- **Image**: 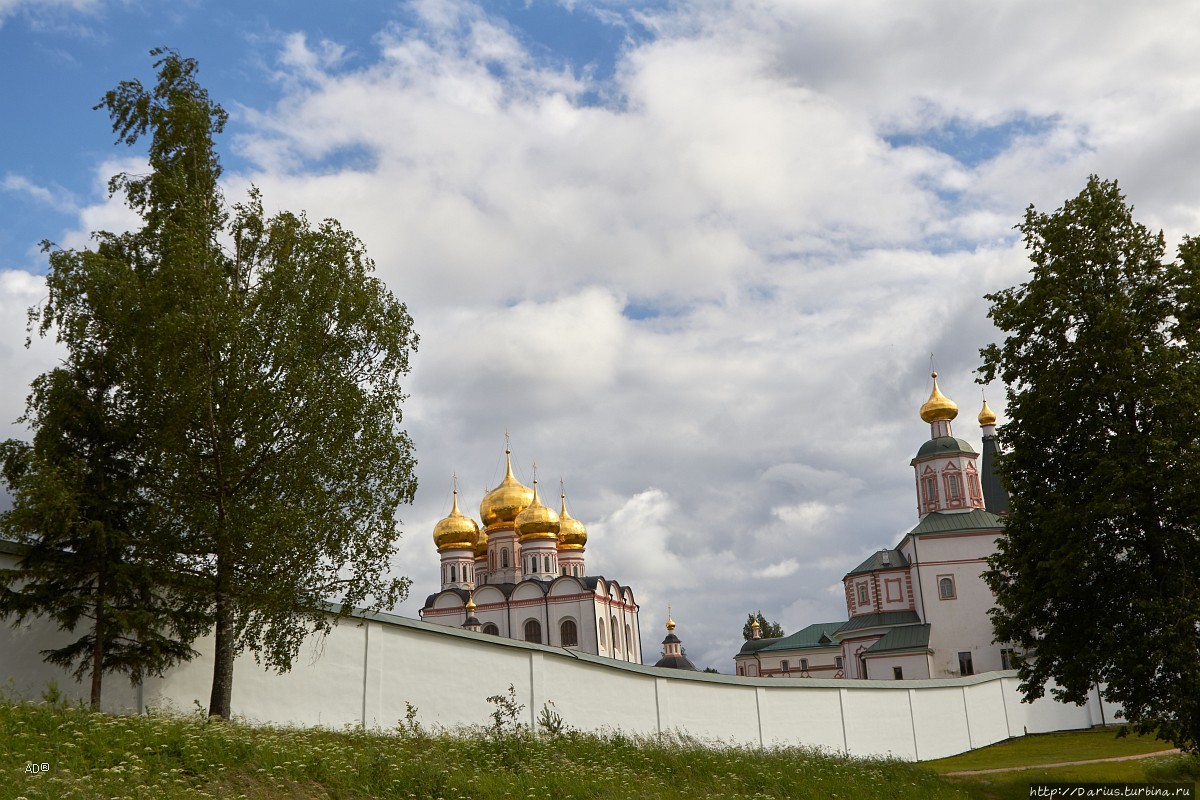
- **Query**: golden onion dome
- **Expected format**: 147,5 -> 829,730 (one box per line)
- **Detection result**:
465,595 -> 477,613
479,444 -> 534,527
919,371 -> 959,423
666,615 -> 676,632
432,482 -> 479,551
473,527 -> 489,559
978,399 -> 997,426
556,488 -> 588,551
515,478 -> 560,541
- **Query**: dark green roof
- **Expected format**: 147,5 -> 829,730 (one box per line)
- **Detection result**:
847,549 -> 908,576
738,636 -> 783,655
759,622 -> 845,653
838,610 -> 921,634
912,437 -> 975,461
864,624 -> 931,654
0,538 -> 28,557
908,508 -> 1004,537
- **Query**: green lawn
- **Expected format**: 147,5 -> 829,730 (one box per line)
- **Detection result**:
923,727 -> 1176,773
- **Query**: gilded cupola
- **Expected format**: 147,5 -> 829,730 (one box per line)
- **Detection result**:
479,443 -> 534,528
978,399 -> 997,427
557,487 -> 588,551
515,477 -> 560,541
919,371 -> 959,423
432,478 -> 479,551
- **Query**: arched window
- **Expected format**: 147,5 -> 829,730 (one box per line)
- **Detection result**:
611,616 -> 620,654
625,624 -> 633,658
924,476 -> 938,503
450,565 -> 457,583
544,555 -> 551,573
483,623 -> 499,635
560,619 -> 578,647
524,619 -> 542,644
598,620 -> 606,650
502,549 -> 509,569
947,473 -> 961,499
939,576 -> 956,599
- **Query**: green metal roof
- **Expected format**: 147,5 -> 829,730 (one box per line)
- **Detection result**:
838,610 -> 921,634
759,622 -> 845,653
907,508 -> 1005,537
912,437 -> 976,461
864,624 -> 931,654
846,549 -> 908,576
737,636 -> 783,655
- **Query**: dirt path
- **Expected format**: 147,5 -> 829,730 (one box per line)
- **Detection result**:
944,748 -> 1181,776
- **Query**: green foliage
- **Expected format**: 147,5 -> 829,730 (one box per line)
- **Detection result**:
742,611 -> 784,640
980,175 -> 1200,752
486,684 -> 526,736
535,701 -> 568,736
25,49 -> 418,719
0,698 -> 971,799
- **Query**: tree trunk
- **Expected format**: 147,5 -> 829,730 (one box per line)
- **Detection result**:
208,593 -> 234,718
90,609 -> 104,710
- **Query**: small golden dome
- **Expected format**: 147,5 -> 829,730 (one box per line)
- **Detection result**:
515,478 -> 560,541
920,371 -> 959,423
465,596 -> 477,613
978,399 -> 997,426
479,444 -> 534,527
432,482 -> 479,551
557,488 -> 588,551
666,616 -> 676,632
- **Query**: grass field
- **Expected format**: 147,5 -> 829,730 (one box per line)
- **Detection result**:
925,727 -> 1198,800
4,697 -> 1198,800
1,697 -> 969,800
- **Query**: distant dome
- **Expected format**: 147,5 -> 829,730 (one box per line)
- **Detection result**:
978,399 -> 997,426
920,371 -> 959,423
515,479 -> 560,541
479,446 -> 534,527
557,491 -> 587,551
432,484 -> 479,551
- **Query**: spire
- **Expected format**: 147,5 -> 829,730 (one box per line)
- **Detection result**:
979,397 -> 1010,516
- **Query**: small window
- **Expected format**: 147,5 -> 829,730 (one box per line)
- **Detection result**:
544,555 -> 552,573
924,476 -> 937,502
835,656 -> 843,670
626,624 -> 633,657
737,665 -> 744,676
958,651 -> 974,676
781,660 -> 789,673
598,620 -> 606,649
800,658 -> 809,672
611,616 -> 620,654
482,623 -> 499,635
524,619 -> 542,644
948,473 -> 960,499
560,619 -> 578,647
450,565 -> 457,583
939,576 -> 956,600
502,549 -> 509,569
857,583 -> 869,605
1000,647 -> 1016,670
893,666 -> 903,680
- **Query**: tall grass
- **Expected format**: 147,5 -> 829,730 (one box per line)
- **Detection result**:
0,697 -> 971,800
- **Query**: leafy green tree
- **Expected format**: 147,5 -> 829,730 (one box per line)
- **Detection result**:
980,175 -> 1200,752
742,611 -> 783,640
1,361 -> 201,709
36,49 -> 419,719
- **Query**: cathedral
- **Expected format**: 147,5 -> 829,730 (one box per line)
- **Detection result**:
420,442 -> 643,664
736,372 -> 1012,680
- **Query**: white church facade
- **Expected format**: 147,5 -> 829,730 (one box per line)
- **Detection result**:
737,373 -> 1013,680
419,442 -> 643,664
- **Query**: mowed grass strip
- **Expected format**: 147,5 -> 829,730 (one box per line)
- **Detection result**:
1,698 -> 974,800
922,727 -> 1177,773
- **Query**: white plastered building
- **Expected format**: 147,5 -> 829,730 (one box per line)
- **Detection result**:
737,373 -> 1014,680
420,444 -> 643,664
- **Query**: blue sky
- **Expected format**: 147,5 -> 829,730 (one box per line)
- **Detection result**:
3,0 -> 1200,674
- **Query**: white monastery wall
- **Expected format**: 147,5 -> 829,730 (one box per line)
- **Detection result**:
0,595 -> 1121,761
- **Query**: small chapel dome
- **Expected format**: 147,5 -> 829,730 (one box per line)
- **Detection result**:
515,478 -> 560,541
432,484 -> 479,551
978,399 -> 997,427
920,371 -> 959,423
557,490 -> 588,551
479,445 -> 534,527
